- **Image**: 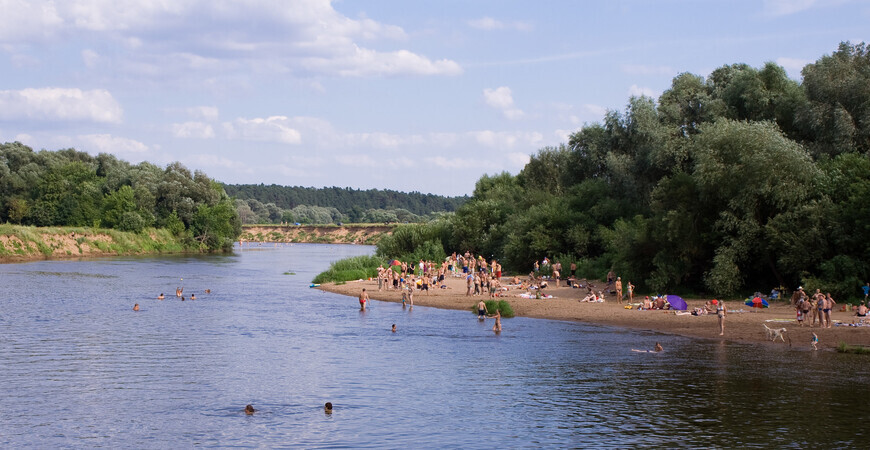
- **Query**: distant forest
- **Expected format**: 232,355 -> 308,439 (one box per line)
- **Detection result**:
223,184 -> 468,224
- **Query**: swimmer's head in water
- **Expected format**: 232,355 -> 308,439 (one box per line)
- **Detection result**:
325,402 -> 333,411
245,404 -> 255,414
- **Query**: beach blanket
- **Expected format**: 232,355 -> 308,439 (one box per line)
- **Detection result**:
519,293 -> 554,299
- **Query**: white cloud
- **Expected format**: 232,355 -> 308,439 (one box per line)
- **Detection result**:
470,130 -> 543,149
483,86 -> 514,109
0,87 -> 122,123
172,121 -> 215,139
0,0 -> 461,79
762,0 -> 818,16
621,64 -> 674,76
627,84 -> 657,98
223,116 -> 302,145
776,57 -> 812,78
483,86 -> 525,120
468,17 -> 532,31
506,152 -> 531,168
187,154 -> 251,172
81,49 -> 99,68
185,106 -> 219,121
76,134 -> 148,154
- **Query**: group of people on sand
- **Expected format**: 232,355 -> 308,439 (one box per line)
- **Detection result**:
792,287 -> 836,328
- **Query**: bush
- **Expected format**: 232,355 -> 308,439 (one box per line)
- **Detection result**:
470,299 -> 515,318
312,254 -> 383,284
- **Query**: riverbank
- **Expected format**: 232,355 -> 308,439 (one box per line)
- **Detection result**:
241,224 -> 393,245
318,275 -> 870,349
0,224 -> 188,263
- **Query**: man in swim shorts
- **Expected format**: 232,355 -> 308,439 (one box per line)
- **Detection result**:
359,288 -> 369,311
478,299 -> 487,319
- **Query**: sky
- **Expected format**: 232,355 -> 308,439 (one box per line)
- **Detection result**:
0,0 -> 867,196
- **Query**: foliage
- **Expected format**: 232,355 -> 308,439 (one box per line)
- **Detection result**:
223,183 -> 467,224
0,144 -> 240,251
312,254 -> 384,284
469,299 -> 515,318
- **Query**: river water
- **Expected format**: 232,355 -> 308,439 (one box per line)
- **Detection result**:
0,244 -> 867,448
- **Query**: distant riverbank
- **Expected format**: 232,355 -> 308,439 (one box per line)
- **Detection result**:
0,224 -> 187,263
241,224 -> 394,245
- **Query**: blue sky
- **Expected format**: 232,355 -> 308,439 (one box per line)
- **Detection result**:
0,0 -> 867,196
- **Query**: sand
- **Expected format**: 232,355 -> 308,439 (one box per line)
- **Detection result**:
317,274 -> 870,349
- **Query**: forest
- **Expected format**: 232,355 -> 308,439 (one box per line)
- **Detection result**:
374,42 -> 870,299
0,143 -> 241,251
224,183 -> 467,224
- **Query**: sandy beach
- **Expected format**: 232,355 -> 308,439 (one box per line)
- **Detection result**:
318,274 -> 870,349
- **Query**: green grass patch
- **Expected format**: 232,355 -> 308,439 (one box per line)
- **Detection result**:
470,299 -> 515,318
284,272 -> 296,275
312,254 -> 383,284
837,342 -> 870,354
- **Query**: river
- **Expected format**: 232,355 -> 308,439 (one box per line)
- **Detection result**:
0,243 -> 866,447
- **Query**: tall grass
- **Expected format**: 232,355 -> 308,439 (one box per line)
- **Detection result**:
470,299 -> 515,318
312,254 -> 383,284
837,341 -> 870,354
0,225 -> 189,259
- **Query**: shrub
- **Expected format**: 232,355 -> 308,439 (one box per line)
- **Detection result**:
470,299 -> 515,318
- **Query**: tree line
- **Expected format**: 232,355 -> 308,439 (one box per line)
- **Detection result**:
0,143 -> 241,251
223,183 -> 467,224
377,42 -> 870,300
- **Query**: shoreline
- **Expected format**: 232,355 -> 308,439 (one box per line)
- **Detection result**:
317,275 -> 870,349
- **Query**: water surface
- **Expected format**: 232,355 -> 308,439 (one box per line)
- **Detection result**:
1,244 -> 866,447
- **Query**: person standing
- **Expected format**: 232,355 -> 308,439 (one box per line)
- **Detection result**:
824,293 -> 836,328
717,301 -> 726,336
813,289 -> 825,328
570,262 -> 577,279
627,281 -> 635,302
615,277 -> 623,304
863,283 -> 869,302
492,309 -> 502,332
477,299 -> 488,320
359,288 -> 369,311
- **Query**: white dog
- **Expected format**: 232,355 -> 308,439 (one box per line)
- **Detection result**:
763,324 -> 787,342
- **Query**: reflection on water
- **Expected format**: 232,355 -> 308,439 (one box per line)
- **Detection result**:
0,244 -> 868,448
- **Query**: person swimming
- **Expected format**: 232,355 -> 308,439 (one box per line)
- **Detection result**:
133,303 -> 140,311
176,287 -> 183,297
245,404 -> 256,415
190,293 -> 197,300
157,293 -> 164,300
391,324 -> 397,333
205,289 -> 211,294
654,342 -> 663,352
324,402 -> 333,413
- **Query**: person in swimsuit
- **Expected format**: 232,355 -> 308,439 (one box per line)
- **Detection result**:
245,404 -> 256,415
857,302 -> 868,317
391,324 -> 397,333
190,293 -> 196,300
477,299 -> 488,319
324,402 -> 333,413
654,342 -> 663,352
814,290 -> 826,328
492,309 -> 502,333
359,288 -> 369,311
811,333 -> 819,351
717,301 -> 726,336
157,293 -> 164,300
133,303 -> 140,311
824,293 -> 836,328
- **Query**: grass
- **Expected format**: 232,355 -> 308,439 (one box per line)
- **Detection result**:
837,342 -> 870,354
312,254 -> 383,284
470,299 -> 515,318
0,224 -> 190,260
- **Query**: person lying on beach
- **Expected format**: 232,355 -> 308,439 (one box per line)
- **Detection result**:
245,404 -> 256,415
